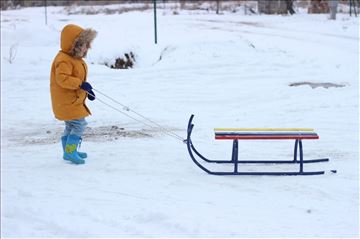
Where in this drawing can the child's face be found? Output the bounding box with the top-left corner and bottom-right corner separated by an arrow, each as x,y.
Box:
79,43 -> 89,58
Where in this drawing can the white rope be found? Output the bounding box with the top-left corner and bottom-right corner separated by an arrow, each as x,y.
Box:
88,89 -> 185,142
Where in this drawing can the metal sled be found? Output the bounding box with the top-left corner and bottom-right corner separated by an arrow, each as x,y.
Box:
186,115 -> 329,176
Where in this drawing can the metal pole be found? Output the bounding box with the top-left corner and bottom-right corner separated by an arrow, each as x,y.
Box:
153,0 -> 158,44
299,140 -> 304,173
293,139 -> 298,162
44,0 -> 47,25
232,140 -> 239,173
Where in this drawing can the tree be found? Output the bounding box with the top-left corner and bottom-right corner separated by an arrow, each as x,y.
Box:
329,0 -> 338,19
287,0 -> 295,14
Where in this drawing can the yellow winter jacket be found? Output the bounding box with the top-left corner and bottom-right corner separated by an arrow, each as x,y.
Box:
50,24 -> 96,121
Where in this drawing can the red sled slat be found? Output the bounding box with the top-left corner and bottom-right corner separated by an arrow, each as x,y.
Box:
215,135 -> 319,140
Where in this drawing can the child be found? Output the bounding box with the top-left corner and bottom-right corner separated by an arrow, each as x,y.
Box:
50,24 -> 97,164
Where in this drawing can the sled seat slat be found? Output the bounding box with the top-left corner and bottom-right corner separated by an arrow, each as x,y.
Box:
214,128 -> 319,140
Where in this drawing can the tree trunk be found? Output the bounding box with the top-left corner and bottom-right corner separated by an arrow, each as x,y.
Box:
287,0 -> 295,14
216,0 -> 220,14
329,0 -> 338,19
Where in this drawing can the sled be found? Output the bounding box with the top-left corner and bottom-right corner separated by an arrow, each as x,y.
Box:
186,115 -> 329,176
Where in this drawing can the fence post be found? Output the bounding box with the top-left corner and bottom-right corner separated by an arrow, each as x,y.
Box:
153,0 -> 158,44
44,0 -> 47,25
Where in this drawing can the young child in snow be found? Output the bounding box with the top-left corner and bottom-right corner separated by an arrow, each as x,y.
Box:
50,24 -> 97,164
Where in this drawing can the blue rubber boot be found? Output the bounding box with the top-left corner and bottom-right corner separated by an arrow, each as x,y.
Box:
61,136 -> 87,160
63,135 -> 85,164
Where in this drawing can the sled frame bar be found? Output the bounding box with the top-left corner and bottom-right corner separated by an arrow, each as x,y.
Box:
186,115 -> 329,176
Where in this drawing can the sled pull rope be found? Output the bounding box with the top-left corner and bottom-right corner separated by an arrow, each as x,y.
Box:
90,89 -> 185,142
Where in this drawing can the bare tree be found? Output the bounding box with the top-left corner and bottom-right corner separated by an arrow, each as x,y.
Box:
287,0 -> 295,14
216,0 -> 220,14
329,0 -> 338,19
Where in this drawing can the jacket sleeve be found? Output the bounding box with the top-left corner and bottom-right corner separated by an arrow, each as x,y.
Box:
55,61 -> 82,90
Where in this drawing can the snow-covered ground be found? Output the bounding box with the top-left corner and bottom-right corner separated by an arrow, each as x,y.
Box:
1,3 -> 359,238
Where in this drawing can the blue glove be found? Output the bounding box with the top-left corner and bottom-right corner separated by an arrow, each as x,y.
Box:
80,82 -> 92,92
88,90 -> 95,101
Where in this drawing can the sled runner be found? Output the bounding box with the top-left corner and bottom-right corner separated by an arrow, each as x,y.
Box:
186,115 -> 329,176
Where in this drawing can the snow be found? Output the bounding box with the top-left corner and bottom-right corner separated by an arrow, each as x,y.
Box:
1,4 -> 359,238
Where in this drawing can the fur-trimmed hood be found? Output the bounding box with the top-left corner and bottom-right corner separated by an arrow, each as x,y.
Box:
60,24 -> 97,58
